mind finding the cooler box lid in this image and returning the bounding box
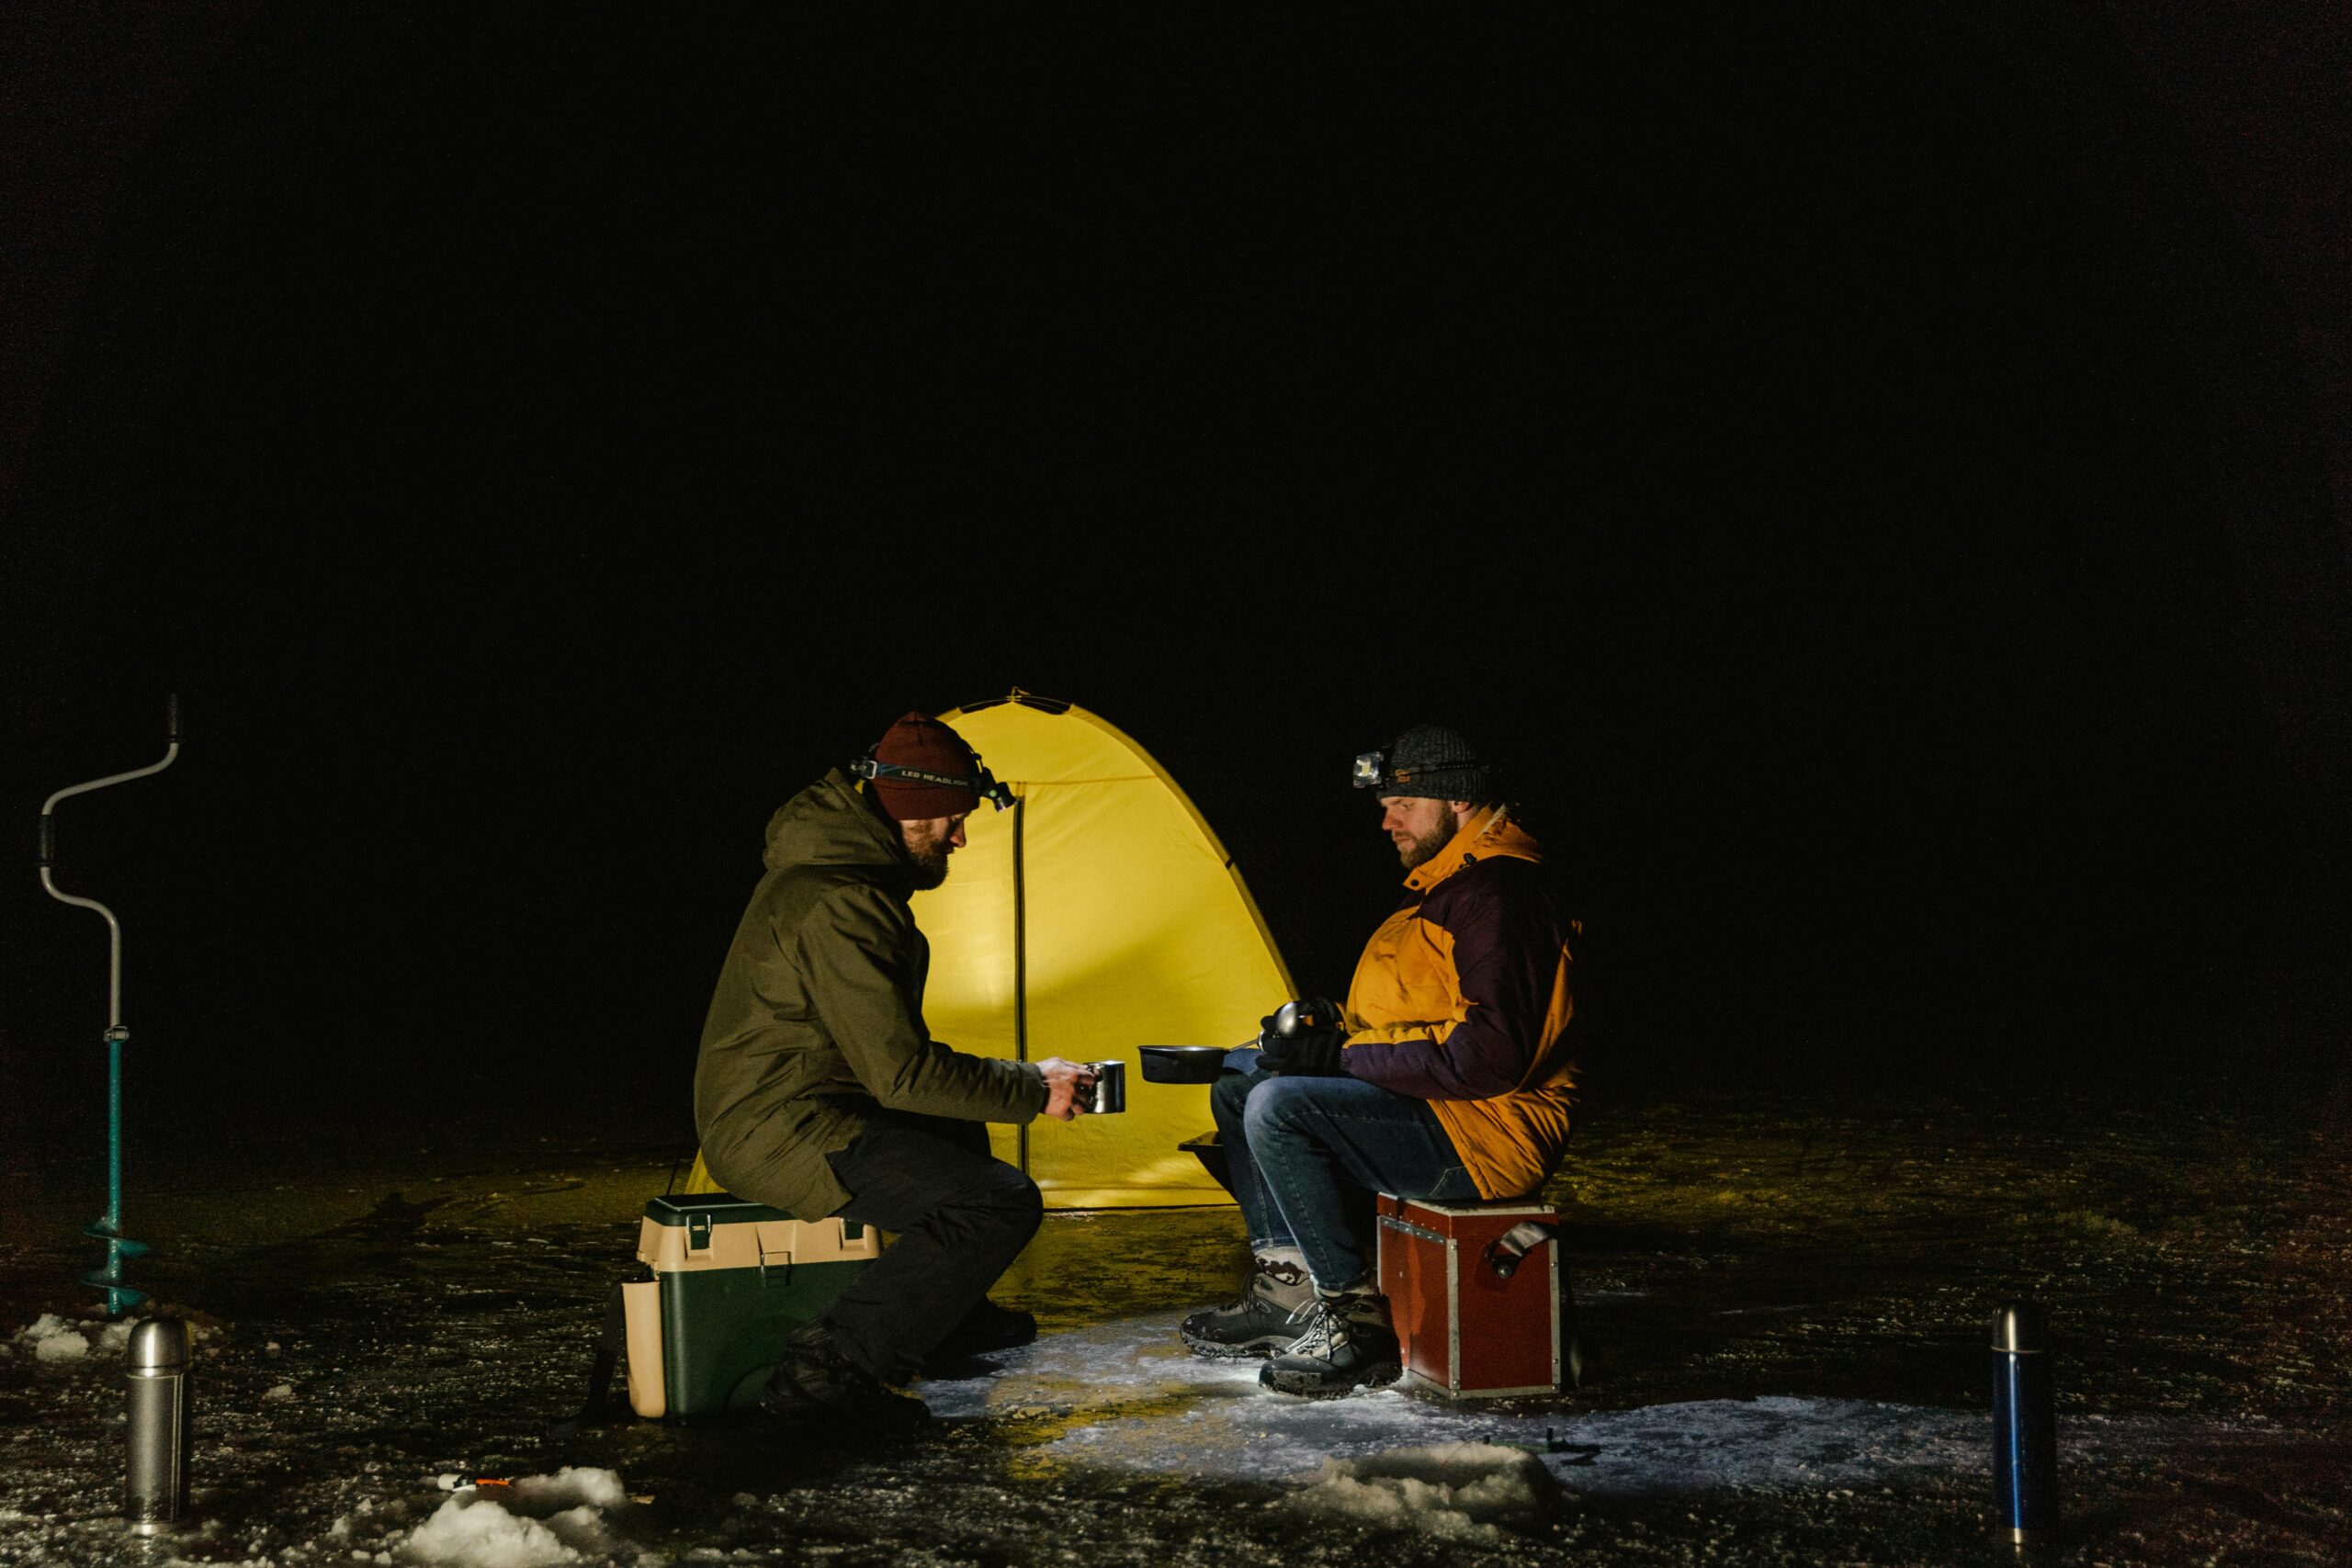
[642,1193,793,1225]
[638,1192,877,1273]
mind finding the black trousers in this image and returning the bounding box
[820,1111,1044,1382]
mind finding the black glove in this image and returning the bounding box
[1258,997,1348,1077]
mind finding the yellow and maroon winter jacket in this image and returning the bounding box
[1340,807,1577,1200]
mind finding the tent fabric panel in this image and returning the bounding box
[1010,773,1278,1201]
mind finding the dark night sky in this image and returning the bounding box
[4,5,2348,1160]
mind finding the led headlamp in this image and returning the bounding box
[1350,746,1485,794]
[850,749,1015,811]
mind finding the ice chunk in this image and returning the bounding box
[540,1503,618,1556]
[509,1467,628,1510]
[399,1468,638,1566]
[401,1495,582,1567]
[263,1382,295,1401]
[16,1315,90,1362]
[1284,1442,1562,1540]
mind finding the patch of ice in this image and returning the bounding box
[263,1382,295,1401]
[917,1314,1987,1495]
[1283,1442,1561,1540]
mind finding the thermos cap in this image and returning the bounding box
[1990,1301,2048,1354]
[128,1316,190,1371]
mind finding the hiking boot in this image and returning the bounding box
[758,1322,931,1431]
[1259,1290,1401,1397]
[922,1298,1038,1372]
[1180,1251,1315,1359]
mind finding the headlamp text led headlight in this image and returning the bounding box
[1351,750,1389,791]
[849,750,1015,811]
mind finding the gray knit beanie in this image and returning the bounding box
[1367,724,1497,801]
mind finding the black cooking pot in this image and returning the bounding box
[1136,1044,1233,1084]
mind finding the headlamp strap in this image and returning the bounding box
[853,759,974,790]
[850,748,1013,810]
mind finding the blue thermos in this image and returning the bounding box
[1991,1301,2057,1548]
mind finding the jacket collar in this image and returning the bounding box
[763,767,920,881]
[1403,804,1541,894]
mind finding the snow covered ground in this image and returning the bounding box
[2,1080,2347,1564]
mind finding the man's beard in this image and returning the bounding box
[907,843,953,890]
[1398,818,1455,871]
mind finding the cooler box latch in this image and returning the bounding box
[755,1227,793,1281]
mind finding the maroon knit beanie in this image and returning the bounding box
[866,712,983,819]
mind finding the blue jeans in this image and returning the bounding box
[1209,1067,1482,1292]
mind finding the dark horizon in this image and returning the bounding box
[5,4,2349,1163]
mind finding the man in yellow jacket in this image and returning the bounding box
[1182,725,1577,1396]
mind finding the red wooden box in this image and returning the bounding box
[1375,1193,1563,1398]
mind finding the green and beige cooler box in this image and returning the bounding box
[624,1193,879,1420]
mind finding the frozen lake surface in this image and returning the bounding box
[3,1078,2347,1564]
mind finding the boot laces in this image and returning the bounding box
[1283,1295,1351,1359]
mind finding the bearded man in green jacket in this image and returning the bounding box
[694,712,1097,1430]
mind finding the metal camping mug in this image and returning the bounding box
[1085,1061,1125,1115]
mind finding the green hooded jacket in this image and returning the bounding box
[692,767,1046,1219]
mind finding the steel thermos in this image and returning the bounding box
[1086,1060,1126,1115]
[1991,1301,2056,1549]
[126,1316,191,1534]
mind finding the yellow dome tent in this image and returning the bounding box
[685,692,1294,1209]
